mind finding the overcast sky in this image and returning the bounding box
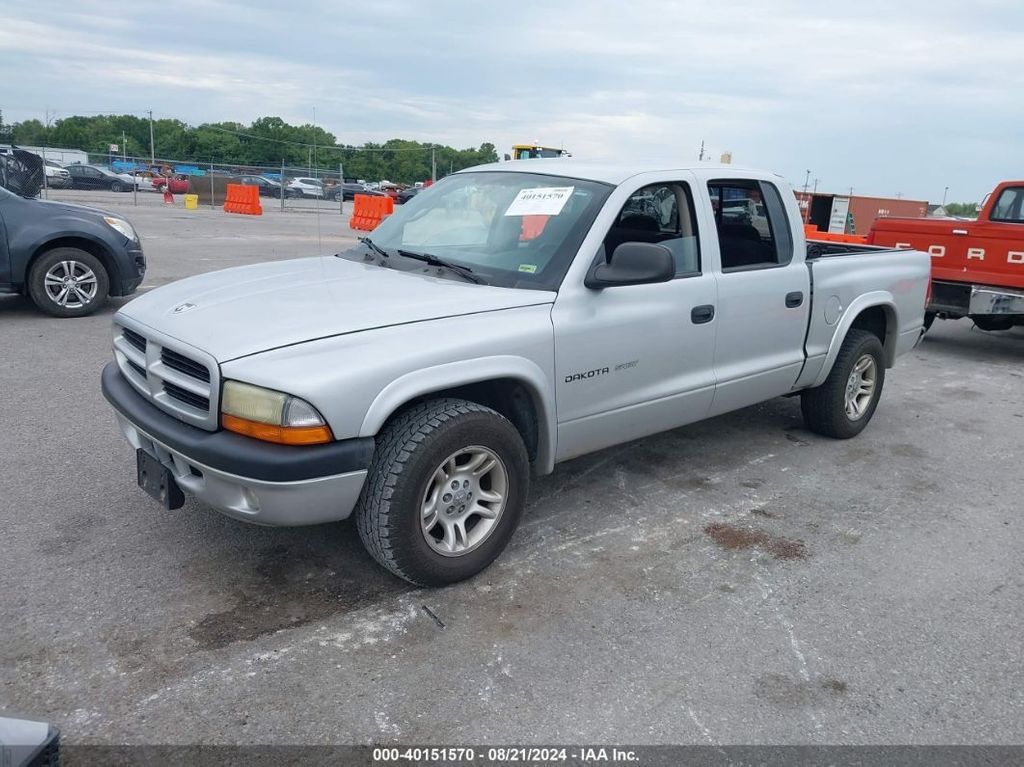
[2,0,1019,201]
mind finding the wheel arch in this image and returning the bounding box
[360,356,557,474]
[812,293,898,388]
[25,236,119,292]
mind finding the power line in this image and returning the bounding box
[201,124,437,152]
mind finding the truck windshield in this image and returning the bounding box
[341,171,612,290]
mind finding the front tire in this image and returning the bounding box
[801,329,885,439]
[27,248,110,318]
[356,398,530,586]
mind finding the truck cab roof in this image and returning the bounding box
[465,159,779,186]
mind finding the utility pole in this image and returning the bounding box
[848,186,853,197]
[122,130,127,162]
[148,110,155,167]
[813,179,819,193]
[698,140,706,162]
[431,145,436,182]
[803,170,811,194]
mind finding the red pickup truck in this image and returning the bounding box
[867,181,1024,331]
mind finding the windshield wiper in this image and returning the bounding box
[396,249,484,284]
[358,236,390,260]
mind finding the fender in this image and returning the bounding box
[811,291,898,388]
[359,355,558,474]
[15,224,119,285]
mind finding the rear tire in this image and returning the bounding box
[356,398,530,586]
[972,315,1013,332]
[110,180,123,192]
[27,248,110,318]
[801,329,885,439]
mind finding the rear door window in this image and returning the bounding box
[708,179,792,270]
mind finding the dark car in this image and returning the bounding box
[237,175,290,198]
[0,184,146,317]
[66,164,133,192]
[326,182,386,202]
[396,186,422,205]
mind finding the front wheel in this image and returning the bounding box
[801,329,885,439]
[356,398,530,586]
[27,248,110,318]
[110,180,123,192]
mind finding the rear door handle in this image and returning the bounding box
[785,291,804,308]
[691,304,715,324]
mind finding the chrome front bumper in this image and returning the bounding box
[117,414,367,526]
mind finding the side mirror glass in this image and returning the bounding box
[585,242,674,288]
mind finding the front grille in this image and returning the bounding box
[163,381,211,411]
[114,322,219,430]
[123,328,147,353]
[161,348,211,382]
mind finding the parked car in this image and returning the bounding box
[326,182,386,201]
[150,174,190,194]
[868,180,1024,331]
[0,183,145,316]
[395,186,421,205]
[43,160,72,189]
[66,164,133,192]
[128,171,156,192]
[237,175,289,198]
[101,161,928,586]
[287,177,325,198]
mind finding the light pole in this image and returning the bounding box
[942,186,949,206]
[148,109,155,168]
[803,170,811,194]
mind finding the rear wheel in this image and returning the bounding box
[801,329,885,439]
[972,315,1013,332]
[27,248,110,318]
[356,398,529,586]
[110,180,123,192]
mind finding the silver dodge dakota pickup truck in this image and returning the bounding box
[101,161,930,585]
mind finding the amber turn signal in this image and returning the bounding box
[221,414,333,445]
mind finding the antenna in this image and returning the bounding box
[312,107,322,253]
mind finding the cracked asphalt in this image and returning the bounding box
[2,190,1022,745]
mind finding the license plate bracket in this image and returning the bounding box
[136,449,185,509]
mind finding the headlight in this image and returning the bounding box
[221,381,333,445]
[103,216,137,241]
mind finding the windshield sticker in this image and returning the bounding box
[518,264,538,274]
[504,186,575,217]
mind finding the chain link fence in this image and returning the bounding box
[76,153,369,213]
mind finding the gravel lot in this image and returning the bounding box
[1,190,1022,746]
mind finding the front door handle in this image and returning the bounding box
[785,291,804,308]
[952,229,969,235]
[691,304,715,324]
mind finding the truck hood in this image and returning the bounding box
[118,256,555,362]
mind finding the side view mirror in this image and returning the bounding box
[585,242,674,289]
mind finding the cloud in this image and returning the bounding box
[2,0,1020,199]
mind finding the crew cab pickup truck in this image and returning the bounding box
[868,180,1024,331]
[101,161,929,585]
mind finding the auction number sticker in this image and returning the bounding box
[504,187,575,217]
